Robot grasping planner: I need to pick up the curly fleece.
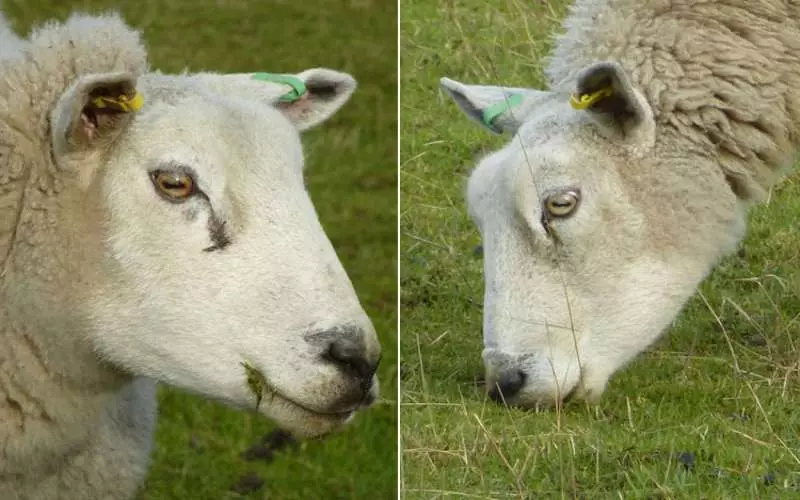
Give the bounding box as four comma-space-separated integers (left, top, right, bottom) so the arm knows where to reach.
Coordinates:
0, 12, 147, 272
547, 0, 800, 201
0, 12, 157, 500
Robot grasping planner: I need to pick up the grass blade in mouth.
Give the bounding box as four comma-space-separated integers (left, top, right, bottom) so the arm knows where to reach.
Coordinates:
241, 361, 270, 411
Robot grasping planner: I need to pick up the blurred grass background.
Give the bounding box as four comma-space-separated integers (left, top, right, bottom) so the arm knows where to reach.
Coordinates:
3, 0, 397, 498
400, 0, 799, 498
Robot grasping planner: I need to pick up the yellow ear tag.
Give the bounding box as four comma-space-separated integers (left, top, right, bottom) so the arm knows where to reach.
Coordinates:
91, 91, 144, 112
569, 86, 613, 110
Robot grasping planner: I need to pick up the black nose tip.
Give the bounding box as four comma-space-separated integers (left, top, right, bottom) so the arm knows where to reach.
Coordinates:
325, 337, 379, 390
488, 370, 526, 403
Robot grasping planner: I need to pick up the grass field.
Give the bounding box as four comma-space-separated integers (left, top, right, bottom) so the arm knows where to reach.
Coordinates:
4, 0, 397, 498
400, 1, 800, 498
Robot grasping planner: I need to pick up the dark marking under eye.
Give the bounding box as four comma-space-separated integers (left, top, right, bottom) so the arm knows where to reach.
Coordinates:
541, 215, 560, 243
203, 214, 231, 252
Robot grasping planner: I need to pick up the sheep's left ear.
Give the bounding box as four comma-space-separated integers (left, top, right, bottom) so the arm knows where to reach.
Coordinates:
571, 61, 655, 152
197, 68, 356, 131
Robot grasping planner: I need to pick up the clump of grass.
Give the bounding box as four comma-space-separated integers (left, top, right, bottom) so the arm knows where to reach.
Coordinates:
241, 362, 269, 411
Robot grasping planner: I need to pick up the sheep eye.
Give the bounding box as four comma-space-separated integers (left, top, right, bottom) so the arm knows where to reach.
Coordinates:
151, 170, 195, 202
544, 190, 580, 218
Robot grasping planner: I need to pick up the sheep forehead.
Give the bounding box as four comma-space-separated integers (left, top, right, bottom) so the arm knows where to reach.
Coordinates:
120, 86, 303, 180
142, 77, 298, 144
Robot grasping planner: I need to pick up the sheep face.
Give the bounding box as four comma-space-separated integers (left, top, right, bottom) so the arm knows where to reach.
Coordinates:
440, 62, 744, 408
49, 68, 381, 438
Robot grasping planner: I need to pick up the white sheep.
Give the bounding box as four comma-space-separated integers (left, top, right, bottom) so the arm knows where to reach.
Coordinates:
0, 10, 380, 499
440, 0, 797, 408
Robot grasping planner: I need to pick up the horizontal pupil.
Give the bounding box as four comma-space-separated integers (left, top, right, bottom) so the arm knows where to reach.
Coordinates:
161, 179, 186, 189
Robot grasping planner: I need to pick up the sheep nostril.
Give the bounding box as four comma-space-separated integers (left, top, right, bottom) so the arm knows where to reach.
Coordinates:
325, 338, 378, 384
487, 369, 526, 403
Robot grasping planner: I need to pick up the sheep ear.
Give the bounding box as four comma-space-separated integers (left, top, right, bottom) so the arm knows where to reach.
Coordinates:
51, 72, 141, 156
270, 68, 356, 131
196, 68, 356, 131
572, 61, 655, 150
439, 77, 547, 134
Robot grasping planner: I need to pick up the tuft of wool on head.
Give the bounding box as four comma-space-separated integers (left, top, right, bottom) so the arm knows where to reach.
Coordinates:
0, 11, 149, 267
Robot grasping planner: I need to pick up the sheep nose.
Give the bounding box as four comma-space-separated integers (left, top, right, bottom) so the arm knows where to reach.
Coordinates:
325, 335, 380, 393
488, 369, 526, 403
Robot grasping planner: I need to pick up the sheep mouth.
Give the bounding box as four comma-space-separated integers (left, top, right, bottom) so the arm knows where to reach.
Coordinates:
272, 392, 355, 421
241, 361, 354, 422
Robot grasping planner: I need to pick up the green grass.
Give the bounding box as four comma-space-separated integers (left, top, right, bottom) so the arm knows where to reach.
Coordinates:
5, 1, 397, 498
400, 0, 800, 498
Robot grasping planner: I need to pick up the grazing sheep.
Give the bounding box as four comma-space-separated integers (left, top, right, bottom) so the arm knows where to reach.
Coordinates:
0, 10, 380, 499
440, 0, 798, 408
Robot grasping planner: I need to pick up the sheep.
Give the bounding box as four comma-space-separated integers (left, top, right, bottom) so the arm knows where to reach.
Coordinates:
439, 0, 798, 409
0, 10, 380, 499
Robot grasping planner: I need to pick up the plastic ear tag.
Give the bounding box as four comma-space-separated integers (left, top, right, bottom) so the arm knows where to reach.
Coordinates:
91, 91, 144, 112
569, 86, 613, 110
481, 93, 524, 130
251, 73, 307, 102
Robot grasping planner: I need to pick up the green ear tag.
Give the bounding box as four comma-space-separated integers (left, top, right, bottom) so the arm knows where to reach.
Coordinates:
251, 72, 307, 102
481, 93, 524, 130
